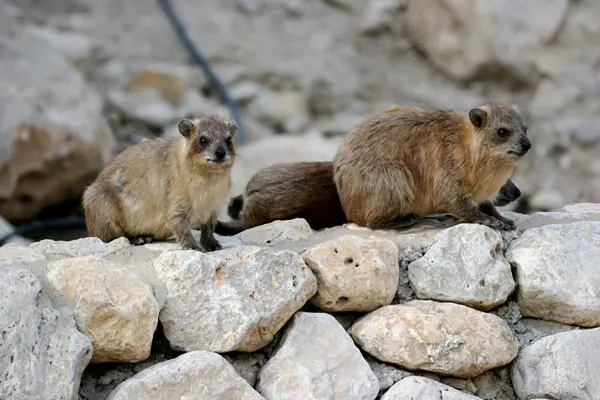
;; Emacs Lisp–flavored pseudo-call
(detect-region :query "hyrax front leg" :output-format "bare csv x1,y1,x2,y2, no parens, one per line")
479,201,516,230
168,206,201,251
450,193,514,231
200,213,222,252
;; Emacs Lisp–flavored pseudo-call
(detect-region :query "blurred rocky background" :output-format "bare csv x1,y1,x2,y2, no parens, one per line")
1,0,599,239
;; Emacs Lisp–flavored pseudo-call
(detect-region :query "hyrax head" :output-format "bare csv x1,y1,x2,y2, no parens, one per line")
178,115,237,169
468,104,531,164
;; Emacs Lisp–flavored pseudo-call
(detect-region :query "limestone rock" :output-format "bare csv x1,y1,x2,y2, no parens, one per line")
381,376,483,400
107,351,265,400
302,235,399,312
248,90,310,133
506,221,600,327
512,328,600,400
406,0,569,85
223,353,267,387
516,211,589,230
154,246,317,352
128,63,206,105
107,86,219,127
257,312,379,400
45,256,160,363
31,237,130,259
561,202,600,218
360,0,406,35
0,27,115,221
0,267,93,400
25,26,94,70
349,300,519,379
408,224,515,310
236,218,314,246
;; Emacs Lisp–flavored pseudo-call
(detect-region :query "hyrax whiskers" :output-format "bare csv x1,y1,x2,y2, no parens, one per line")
82,115,237,251
332,104,531,231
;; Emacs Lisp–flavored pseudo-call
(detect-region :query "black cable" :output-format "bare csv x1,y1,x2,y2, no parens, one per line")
157,0,247,144
1,0,246,246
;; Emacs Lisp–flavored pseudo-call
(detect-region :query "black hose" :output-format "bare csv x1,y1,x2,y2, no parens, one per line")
157,0,247,144
0,0,246,246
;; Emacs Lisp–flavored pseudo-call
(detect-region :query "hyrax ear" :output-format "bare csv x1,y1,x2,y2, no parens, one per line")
178,119,194,138
229,121,238,136
469,108,488,129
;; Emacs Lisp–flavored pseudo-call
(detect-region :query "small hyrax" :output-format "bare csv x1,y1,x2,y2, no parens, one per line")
214,161,523,235
332,104,531,230
83,115,237,251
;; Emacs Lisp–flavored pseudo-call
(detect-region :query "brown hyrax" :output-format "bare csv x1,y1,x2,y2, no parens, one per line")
83,115,237,251
332,104,531,231
215,161,523,235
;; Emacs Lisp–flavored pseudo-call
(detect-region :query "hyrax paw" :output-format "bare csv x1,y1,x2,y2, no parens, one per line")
479,217,508,231
501,219,516,231
202,239,222,252
181,240,202,251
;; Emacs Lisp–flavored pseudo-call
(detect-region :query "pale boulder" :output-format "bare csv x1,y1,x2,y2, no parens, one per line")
107,351,265,400
257,312,379,400
0,267,92,400
154,246,317,352
408,224,515,310
302,235,399,312
45,256,160,363
349,300,519,379
506,221,600,327
236,218,313,246
381,376,483,400
512,328,600,400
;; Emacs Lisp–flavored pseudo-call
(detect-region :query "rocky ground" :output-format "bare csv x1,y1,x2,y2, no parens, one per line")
2,203,600,399
1,0,600,228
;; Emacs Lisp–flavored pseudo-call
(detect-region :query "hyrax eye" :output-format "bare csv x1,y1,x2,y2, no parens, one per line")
225,137,233,146
199,136,209,146
497,128,511,138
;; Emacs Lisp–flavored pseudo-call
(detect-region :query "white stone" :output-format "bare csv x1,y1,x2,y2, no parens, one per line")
107,351,265,400
154,246,317,352
408,224,515,310
406,0,569,84
302,235,399,312
236,218,313,246
25,26,94,70
0,28,115,220
257,312,379,400
512,328,600,400
249,90,310,133
349,300,519,379
0,267,92,400
31,237,130,259
561,202,600,218
506,221,600,327
45,256,160,363
381,376,483,400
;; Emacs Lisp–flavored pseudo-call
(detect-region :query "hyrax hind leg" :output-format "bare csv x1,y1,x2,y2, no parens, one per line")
82,185,125,243
478,201,516,230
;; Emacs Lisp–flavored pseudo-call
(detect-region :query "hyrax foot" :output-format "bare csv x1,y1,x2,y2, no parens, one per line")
180,237,202,251
127,235,155,245
476,216,515,231
201,234,222,252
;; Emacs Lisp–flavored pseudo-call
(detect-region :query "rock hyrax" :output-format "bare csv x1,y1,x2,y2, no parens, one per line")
83,115,237,251
215,161,523,235
332,104,531,230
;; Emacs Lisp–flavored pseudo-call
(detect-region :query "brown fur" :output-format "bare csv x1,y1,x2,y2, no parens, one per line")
332,104,531,230
83,115,237,251
215,161,523,235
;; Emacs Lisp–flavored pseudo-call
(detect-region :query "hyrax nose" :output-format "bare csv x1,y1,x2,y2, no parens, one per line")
520,137,531,153
214,146,226,160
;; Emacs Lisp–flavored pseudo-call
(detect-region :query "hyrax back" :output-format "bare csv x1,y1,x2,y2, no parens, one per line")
215,161,523,235
82,115,237,251
332,104,531,230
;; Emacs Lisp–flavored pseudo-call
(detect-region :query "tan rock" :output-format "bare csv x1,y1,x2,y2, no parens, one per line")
381,376,483,400
45,256,160,363
257,312,379,400
349,300,519,379
302,235,399,312
107,351,265,400
128,63,205,106
31,237,130,260
154,246,317,352
0,27,115,222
